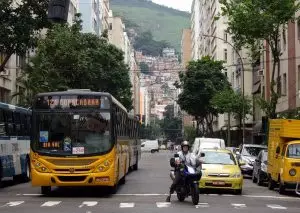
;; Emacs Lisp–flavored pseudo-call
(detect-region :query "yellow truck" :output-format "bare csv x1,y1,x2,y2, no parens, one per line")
267,119,300,195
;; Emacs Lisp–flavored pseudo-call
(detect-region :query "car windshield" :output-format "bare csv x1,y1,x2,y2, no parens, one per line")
202,151,236,165
286,144,300,159
32,111,111,156
242,146,266,157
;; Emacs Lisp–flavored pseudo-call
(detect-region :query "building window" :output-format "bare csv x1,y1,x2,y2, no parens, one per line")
298,65,300,91
224,48,228,62
93,19,97,31
298,20,300,40
282,73,287,95
277,76,282,96
282,28,286,51
224,31,227,43
224,71,227,77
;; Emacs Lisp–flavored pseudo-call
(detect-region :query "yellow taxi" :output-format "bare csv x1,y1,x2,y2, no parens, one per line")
199,148,244,194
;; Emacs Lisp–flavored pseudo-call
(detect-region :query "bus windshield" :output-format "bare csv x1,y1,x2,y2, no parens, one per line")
32,111,111,156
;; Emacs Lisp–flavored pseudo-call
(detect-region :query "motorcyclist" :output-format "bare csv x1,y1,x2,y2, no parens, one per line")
166,140,201,202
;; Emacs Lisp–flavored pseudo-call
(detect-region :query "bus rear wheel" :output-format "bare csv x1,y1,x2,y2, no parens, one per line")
41,186,51,195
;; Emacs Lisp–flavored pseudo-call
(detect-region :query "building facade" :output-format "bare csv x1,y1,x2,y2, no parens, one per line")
79,0,108,35
191,0,200,60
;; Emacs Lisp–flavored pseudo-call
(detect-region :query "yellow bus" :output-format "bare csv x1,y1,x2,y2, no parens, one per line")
29,89,141,194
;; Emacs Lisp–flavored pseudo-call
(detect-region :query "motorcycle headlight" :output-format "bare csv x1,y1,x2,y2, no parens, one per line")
231,172,242,178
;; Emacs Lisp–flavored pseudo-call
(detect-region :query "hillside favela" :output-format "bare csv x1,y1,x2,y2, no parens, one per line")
0,0,300,212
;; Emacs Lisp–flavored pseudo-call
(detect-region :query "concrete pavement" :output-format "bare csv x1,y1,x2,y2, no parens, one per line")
0,151,299,213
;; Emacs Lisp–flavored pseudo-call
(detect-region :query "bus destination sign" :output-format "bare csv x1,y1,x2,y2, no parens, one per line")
35,95,110,109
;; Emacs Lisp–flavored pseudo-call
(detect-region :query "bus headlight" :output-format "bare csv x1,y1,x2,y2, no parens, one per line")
95,159,112,173
289,169,296,176
32,160,50,173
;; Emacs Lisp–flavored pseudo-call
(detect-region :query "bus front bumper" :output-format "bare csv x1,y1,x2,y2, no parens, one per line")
31,169,115,187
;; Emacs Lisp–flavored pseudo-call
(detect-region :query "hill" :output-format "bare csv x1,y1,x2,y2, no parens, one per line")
110,0,191,53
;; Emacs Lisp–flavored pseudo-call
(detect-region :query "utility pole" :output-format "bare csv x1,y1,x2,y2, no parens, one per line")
48,0,70,23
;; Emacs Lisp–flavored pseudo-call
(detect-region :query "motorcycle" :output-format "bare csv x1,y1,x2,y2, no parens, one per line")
169,153,204,205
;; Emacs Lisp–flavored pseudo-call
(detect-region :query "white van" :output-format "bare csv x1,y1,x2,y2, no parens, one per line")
192,137,225,156
141,140,159,153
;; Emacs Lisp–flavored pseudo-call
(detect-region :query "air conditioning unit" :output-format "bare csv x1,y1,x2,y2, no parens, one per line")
257,69,264,77
0,69,10,76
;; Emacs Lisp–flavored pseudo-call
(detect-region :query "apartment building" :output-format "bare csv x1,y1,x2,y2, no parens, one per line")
191,0,253,143
79,0,108,35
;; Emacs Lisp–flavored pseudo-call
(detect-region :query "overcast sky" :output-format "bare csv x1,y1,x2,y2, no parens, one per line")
152,0,193,12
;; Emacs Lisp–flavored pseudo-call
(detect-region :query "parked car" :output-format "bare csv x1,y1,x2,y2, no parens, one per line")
236,144,267,175
252,150,268,185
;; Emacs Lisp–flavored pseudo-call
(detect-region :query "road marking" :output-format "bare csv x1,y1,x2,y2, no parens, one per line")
120,203,135,208
1,201,24,207
15,193,300,200
231,203,246,209
156,202,171,208
41,201,61,207
243,195,300,200
195,203,209,208
79,201,98,208
116,193,169,196
267,204,287,210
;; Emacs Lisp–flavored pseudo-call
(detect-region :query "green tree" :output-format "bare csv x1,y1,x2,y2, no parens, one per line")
177,56,230,136
134,31,170,56
16,15,132,109
139,62,150,74
220,0,300,118
0,0,50,71
184,126,197,144
160,105,182,141
211,89,252,145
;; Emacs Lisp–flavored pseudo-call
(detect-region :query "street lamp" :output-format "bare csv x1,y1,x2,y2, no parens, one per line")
200,34,246,144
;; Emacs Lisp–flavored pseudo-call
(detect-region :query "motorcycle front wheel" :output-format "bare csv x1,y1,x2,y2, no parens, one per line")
191,184,199,205
177,192,185,202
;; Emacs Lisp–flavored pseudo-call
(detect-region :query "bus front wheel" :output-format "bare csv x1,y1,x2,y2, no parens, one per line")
41,186,51,195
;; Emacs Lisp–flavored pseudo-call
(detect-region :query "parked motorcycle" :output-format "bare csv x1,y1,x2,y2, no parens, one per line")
169,153,204,205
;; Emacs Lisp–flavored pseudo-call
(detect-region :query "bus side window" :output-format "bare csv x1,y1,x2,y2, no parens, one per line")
4,110,15,136
0,109,5,135
14,112,21,136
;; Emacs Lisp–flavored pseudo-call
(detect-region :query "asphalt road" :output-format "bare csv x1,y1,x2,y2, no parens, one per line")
0,151,300,213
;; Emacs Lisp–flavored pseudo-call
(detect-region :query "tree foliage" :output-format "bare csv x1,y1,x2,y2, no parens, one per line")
160,105,182,141
211,89,252,122
139,62,150,74
177,56,230,136
16,15,132,109
184,126,197,144
134,31,171,56
220,0,300,118
0,0,50,71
